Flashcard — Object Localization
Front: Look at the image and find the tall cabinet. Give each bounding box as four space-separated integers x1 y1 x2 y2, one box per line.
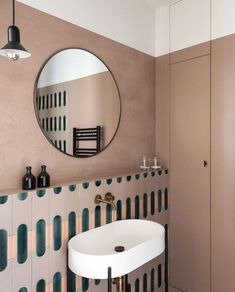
211 33 235 292
169 52 211 292
166 1 235 292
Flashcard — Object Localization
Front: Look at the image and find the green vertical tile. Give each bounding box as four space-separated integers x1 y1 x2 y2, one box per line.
116 200 122 220
126 175 132 182
46 118 48 131
164 188 169 210
36 189 46 198
106 178 112 185
53 187 62 194
58 92 62 107
82 209 89 232
67 269 76 292
63 91 67 106
151 191 155 215
69 185 76 192
17 192 28 201
63 116 66 131
95 206 101 228
38 96 41 110
135 195 139 219
135 279 139 292
59 116 61 131
19 288 27 292
158 264 162 288
135 174 140 180
82 277 89 292
42 95 45 109
0 196 8 204
17 224 28 264
53 216 62 251
54 117 57 131
68 212 76 240
0 229 7 271
95 180 101 187
143 172 148 178
50 117 53 131
116 177 122 183
54 93 57 108
106 204 112 224
82 182 89 189
151 268 155 292
143 273 147 292
151 171 156 177
126 198 131 219
36 279 45 292
50 94 53 108
143 193 148 218
53 272 61 292
95 279 101 285
158 190 162 213
46 95 49 109
36 219 46 257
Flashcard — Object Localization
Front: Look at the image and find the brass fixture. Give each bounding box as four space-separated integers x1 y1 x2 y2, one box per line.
94 192 116 210
112 245 126 291
113 277 124 292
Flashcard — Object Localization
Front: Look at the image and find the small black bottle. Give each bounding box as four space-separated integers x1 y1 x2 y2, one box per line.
22 166 36 190
37 165 50 188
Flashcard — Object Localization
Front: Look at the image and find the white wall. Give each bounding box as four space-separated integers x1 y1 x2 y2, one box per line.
18 0 235 57
170 0 210 52
155 4 170 57
211 0 235 40
18 0 156 56
38 49 108 88
155 0 235 57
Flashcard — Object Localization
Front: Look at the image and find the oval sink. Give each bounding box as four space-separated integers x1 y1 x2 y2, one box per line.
68 219 165 279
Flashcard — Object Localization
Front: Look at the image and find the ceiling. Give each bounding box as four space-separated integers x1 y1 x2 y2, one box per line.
139 0 173 9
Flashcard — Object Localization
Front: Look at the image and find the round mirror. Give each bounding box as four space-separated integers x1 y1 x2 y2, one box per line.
34 48 121 158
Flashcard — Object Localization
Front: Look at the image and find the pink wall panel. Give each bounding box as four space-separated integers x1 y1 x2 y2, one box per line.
0 0 155 193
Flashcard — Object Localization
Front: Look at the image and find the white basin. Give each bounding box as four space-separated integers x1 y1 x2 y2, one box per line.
68 219 165 279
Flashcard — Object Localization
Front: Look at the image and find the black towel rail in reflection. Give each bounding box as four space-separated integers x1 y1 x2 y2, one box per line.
73 126 101 157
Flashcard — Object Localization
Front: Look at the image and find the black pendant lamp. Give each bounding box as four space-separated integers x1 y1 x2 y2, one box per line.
0 0 31 61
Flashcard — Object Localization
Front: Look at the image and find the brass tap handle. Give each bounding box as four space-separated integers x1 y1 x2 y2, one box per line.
94 194 103 205
104 192 115 202
94 193 116 210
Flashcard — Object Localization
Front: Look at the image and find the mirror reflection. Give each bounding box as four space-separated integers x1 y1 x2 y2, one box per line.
35 48 121 158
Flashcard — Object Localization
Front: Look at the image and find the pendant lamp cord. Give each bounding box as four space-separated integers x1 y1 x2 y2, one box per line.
13 0 15 25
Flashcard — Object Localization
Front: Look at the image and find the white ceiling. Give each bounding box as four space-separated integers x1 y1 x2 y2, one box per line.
139 0 174 9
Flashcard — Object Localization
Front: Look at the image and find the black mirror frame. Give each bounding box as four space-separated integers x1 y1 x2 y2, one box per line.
33 47 122 159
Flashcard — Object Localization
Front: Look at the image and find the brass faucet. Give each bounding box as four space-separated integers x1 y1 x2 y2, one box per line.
94 192 116 210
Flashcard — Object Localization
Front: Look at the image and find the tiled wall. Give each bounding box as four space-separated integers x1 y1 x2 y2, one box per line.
0 170 169 292
36 91 68 153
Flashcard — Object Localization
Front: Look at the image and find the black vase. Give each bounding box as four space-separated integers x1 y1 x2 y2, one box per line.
37 165 50 188
22 166 36 190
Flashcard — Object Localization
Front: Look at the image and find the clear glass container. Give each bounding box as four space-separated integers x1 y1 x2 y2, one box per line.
140 155 150 171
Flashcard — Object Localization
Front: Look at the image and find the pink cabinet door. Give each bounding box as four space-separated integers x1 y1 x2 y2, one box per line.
211 35 235 292
170 55 211 292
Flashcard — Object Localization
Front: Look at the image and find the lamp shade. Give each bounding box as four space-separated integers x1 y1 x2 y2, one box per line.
0 25 31 61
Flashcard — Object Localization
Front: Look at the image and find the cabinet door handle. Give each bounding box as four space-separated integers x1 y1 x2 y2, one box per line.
203 160 208 167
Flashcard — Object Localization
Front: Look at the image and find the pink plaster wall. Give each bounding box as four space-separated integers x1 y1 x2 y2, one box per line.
0 0 155 193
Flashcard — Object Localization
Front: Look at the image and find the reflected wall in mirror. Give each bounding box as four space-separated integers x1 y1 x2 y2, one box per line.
34 48 121 158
